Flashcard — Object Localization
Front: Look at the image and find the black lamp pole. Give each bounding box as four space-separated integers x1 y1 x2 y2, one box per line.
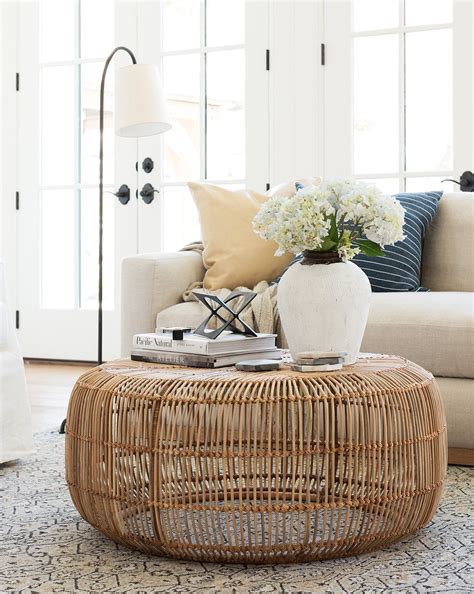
98 46 136 365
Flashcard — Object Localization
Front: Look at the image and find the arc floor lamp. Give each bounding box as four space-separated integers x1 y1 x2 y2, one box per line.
98 46 171 364
60 47 170 433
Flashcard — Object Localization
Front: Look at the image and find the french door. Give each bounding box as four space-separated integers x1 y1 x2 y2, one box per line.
16 0 262 361
17 0 139 361
323 0 473 193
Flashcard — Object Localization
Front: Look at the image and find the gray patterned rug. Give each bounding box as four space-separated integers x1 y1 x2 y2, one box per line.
0 430 473 594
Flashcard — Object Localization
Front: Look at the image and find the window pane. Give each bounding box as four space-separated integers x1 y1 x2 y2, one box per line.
163 0 200 52
80 189 114 310
405 177 452 192
40 0 75 62
41 66 75 186
80 0 115 59
405 0 452 26
81 63 114 185
353 0 399 32
353 35 398 174
207 49 245 180
163 54 200 182
361 178 400 195
405 29 452 172
207 0 245 46
163 186 200 252
41 190 75 309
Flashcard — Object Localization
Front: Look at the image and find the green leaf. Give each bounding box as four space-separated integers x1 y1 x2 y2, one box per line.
319 237 338 251
355 239 385 257
328 214 339 243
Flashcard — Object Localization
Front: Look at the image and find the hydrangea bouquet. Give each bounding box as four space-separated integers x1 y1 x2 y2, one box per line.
253 179 405 261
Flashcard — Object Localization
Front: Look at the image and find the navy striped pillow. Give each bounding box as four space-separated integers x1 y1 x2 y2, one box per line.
353 191 442 292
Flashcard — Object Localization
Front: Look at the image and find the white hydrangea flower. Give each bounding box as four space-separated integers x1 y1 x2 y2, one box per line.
363 195 406 247
252 178 406 261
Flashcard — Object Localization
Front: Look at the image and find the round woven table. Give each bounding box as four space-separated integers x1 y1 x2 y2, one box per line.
65 354 447 564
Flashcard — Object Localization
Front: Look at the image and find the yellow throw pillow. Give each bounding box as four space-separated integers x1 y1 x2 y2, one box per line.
188 182 293 290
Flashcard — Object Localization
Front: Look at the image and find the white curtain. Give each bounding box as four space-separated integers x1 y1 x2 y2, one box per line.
0 260 34 463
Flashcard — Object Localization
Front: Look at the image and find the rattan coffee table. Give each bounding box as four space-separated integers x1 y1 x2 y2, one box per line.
65 354 447 564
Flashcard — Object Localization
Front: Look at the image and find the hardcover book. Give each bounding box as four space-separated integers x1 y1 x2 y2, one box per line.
131 348 283 369
133 331 276 356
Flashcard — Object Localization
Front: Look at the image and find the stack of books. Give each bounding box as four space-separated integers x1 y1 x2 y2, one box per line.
131 331 282 368
290 351 347 372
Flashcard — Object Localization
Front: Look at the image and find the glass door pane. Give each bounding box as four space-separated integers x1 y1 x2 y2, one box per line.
353 0 399 32
41 190 76 309
40 0 75 61
163 54 201 181
207 49 245 180
405 176 452 192
40 66 75 186
206 0 245 46
162 186 200 252
81 63 114 185
353 35 398 174
405 0 452 26
405 29 452 172
80 0 115 58
80 189 114 310
162 0 200 51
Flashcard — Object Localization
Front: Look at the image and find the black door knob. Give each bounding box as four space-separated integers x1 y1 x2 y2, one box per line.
139 183 160 204
142 157 154 173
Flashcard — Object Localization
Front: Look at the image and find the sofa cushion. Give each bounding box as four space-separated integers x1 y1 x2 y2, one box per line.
353 191 442 292
157 291 473 379
156 301 207 331
188 182 293 290
421 192 474 292
362 292 474 378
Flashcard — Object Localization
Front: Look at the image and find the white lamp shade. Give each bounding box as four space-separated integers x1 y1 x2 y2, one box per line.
115 63 171 137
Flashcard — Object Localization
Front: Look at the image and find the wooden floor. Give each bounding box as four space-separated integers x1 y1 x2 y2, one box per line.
25 362 93 433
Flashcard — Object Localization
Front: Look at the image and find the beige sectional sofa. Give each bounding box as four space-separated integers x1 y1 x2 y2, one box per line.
121 192 474 464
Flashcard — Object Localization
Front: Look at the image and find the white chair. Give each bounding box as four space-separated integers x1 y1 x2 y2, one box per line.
0 260 34 463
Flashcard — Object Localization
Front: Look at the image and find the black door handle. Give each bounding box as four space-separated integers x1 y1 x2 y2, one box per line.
442 171 474 191
106 184 130 205
139 183 160 204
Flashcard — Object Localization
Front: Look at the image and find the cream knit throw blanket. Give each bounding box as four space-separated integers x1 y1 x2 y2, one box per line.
181 242 283 343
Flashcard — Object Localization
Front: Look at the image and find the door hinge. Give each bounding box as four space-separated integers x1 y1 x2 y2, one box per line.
265 183 270 191
16 191 19 210
321 43 325 66
16 72 20 91
16 310 20 329
266 49 270 71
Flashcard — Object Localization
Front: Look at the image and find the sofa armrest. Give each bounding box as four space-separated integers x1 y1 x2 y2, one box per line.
121 251 205 356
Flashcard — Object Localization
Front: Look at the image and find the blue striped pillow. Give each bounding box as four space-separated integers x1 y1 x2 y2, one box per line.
353 191 443 292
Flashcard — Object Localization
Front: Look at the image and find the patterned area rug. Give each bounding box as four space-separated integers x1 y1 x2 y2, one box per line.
1 430 473 594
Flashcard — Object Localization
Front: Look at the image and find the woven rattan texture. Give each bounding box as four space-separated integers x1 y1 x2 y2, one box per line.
65 354 447 564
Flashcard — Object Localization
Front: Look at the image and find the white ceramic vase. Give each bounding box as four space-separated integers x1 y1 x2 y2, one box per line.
277 252 371 365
